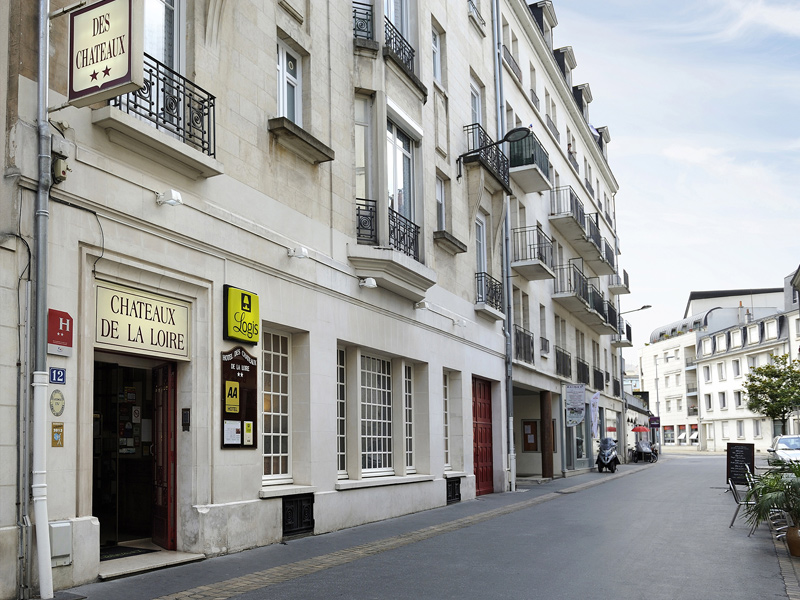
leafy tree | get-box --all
[743,353,800,433]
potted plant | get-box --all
[744,460,800,556]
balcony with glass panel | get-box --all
[508,132,551,194]
[611,317,633,348]
[608,269,630,295]
[93,53,223,178]
[510,226,555,281]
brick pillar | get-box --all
[541,390,553,479]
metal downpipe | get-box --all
[491,0,515,492]
[33,0,54,597]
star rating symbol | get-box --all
[102,65,111,78]
[90,70,98,81]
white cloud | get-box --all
[695,0,800,41]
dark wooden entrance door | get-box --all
[472,377,494,496]
[152,363,176,550]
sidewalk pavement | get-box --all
[60,455,800,600]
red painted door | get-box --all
[472,377,494,496]
[152,363,176,550]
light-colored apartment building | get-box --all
[0,1,628,596]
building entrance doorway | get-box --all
[93,355,176,550]
[472,377,494,496]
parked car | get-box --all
[767,435,800,464]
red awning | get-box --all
[606,426,617,431]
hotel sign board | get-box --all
[95,282,190,360]
[224,285,260,345]
[69,0,143,108]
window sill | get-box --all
[347,243,437,302]
[475,302,504,322]
[354,37,380,57]
[443,471,466,479]
[468,11,487,37]
[91,105,225,179]
[268,117,335,164]
[258,484,317,499]
[433,230,467,255]
[335,474,434,491]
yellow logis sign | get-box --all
[224,285,259,345]
[69,0,143,107]
[95,282,191,360]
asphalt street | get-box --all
[65,452,791,600]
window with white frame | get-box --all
[337,348,347,478]
[747,324,759,344]
[676,373,681,386]
[703,365,711,382]
[754,419,762,438]
[717,362,726,381]
[705,393,712,411]
[747,355,758,370]
[443,372,451,469]
[731,329,742,347]
[721,421,730,439]
[476,213,487,274]
[361,354,393,475]
[432,27,442,83]
[385,0,409,36]
[387,121,414,221]
[765,320,777,340]
[262,330,291,483]
[355,95,373,200]
[277,41,301,125]
[732,359,741,378]
[716,333,727,352]
[796,319,800,338]
[403,365,415,472]
[734,390,743,408]
[702,338,712,355]
[677,398,682,412]
[144,0,184,72]
[719,391,727,410]
[666,400,671,412]
[435,175,446,231]
[736,420,745,439]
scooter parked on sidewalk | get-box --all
[630,440,658,463]
[596,437,620,473]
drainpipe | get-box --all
[33,0,54,597]
[491,0,515,492]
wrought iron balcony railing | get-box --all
[467,0,486,27]
[514,325,535,365]
[356,198,378,245]
[476,272,503,312]
[585,214,601,251]
[554,263,589,306]
[687,385,698,394]
[111,52,216,157]
[385,17,415,72]
[546,114,560,142]
[567,151,579,173]
[389,207,419,260]
[603,238,615,268]
[688,406,699,416]
[550,186,585,229]
[577,357,590,385]
[605,302,618,330]
[502,45,522,81]
[353,2,374,40]
[588,281,605,316]
[613,377,621,397]
[530,88,540,111]
[540,336,550,354]
[593,367,605,390]
[508,132,550,179]
[511,225,553,266]
[555,345,572,378]
[463,123,510,191]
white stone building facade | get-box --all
[0,1,627,596]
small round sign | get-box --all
[49,390,65,417]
